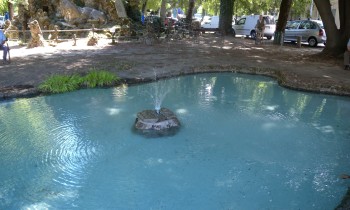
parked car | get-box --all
[0,16,5,29]
[232,15,276,40]
[284,19,326,47]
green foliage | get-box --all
[233,0,282,16]
[0,0,7,14]
[291,0,312,19]
[199,0,310,18]
[38,70,120,94]
[38,74,82,94]
[202,0,220,16]
[83,70,119,88]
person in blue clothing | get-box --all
[5,12,9,20]
[0,29,9,64]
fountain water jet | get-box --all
[134,73,180,136]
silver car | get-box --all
[284,20,326,47]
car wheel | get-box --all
[308,37,318,47]
[250,31,256,39]
[266,36,272,40]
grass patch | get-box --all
[83,70,119,88]
[38,74,82,93]
[38,70,120,94]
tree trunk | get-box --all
[7,0,14,20]
[314,0,350,56]
[186,0,195,24]
[115,0,127,18]
[160,0,167,23]
[273,0,293,45]
[339,0,350,34]
[141,0,148,14]
[219,0,234,35]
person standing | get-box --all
[255,15,265,44]
[0,29,9,64]
[344,38,350,70]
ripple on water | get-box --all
[38,121,99,188]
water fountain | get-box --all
[134,75,180,135]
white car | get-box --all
[0,16,5,29]
[232,15,276,40]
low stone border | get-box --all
[1,64,350,101]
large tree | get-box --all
[273,0,293,45]
[186,0,195,24]
[8,0,14,20]
[159,0,166,23]
[218,0,234,35]
[314,0,350,56]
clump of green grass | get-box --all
[82,70,119,88]
[38,70,120,94]
[38,74,82,93]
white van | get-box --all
[201,16,219,29]
[201,16,236,31]
[232,15,276,40]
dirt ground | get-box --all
[1,34,350,99]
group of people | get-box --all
[0,29,9,64]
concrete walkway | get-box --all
[1,35,350,99]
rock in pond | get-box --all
[134,108,180,137]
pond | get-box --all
[0,73,350,209]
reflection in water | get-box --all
[0,73,350,209]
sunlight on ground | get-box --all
[8,38,111,58]
[236,47,251,50]
[252,47,264,50]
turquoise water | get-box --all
[1,73,350,209]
